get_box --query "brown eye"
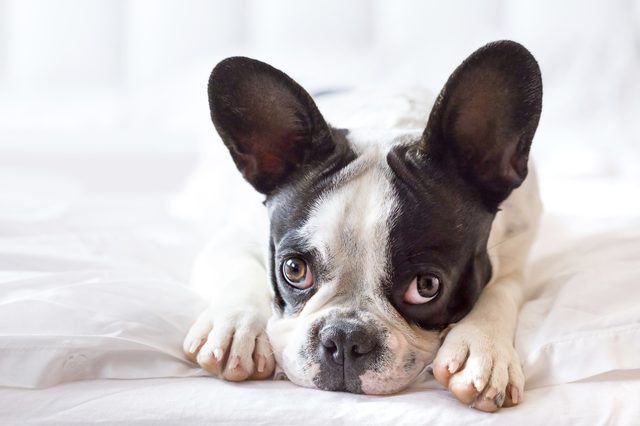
[282,257,314,289]
[403,274,441,304]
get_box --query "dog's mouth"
[274,345,434,395]
[315,377,364,394]
[267,310,442,395]
[308,361,431,395]
[311,364,367,394]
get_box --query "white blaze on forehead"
[298,143,398,307]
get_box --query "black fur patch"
[385,143,494,329]
[381,40,542,329]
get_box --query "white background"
[0,1,639,226]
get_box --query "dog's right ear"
[209,57,337,195]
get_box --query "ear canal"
[208,57,336,194]
[422,40,543,206]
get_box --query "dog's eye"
[403,274,441,304]
[282,257,314,289]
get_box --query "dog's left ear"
[422,40,542,206]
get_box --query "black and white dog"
[182,40,542,412]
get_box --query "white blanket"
[0,154,639,423]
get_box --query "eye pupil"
[283,258,306,283]
[288,260,301,274]
[417,274,440,298]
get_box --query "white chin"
[359,367,426,395]
[279,355,321,389]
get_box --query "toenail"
[213,348,224,361]
[511,387,519,404]
[485,387,498,399]
[229,356,241,369]
[188,340,201,353]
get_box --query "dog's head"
[208,41,542,394]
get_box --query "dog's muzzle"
[313,317,382,393]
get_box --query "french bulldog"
[182,40,543,412]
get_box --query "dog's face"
[208,41,542,394]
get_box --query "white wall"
[0,0,636,90]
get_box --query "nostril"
[351,342,375,358]
[319,322,378,367]
[323,340,344,365]
[322,339,337,352]
[320,330,345,365]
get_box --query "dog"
[182,40,543,412]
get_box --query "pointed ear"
[209,57,336,194]
[422,40,543,206]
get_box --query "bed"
[1,122,639,425]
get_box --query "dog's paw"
[432,323,524,412]
[183,307,275,381]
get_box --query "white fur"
[182,230,276,381]
[300,138,396,293]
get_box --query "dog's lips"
[272,324,439,395]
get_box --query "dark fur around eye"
[386,144,494,330]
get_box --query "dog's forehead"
[268,128,433,319]
[299,145,396,287]
[295,129,422,295]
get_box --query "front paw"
[432,324,524,412]
[183,307,275,381]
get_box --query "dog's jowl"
[183,40,543,412]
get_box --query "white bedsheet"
[0,146,639,424]
[1,373,640,425]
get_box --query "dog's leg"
[182,232,275,381]
[432,275,525,412]
[433,172,541,412]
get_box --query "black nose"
[318,320,378,368]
